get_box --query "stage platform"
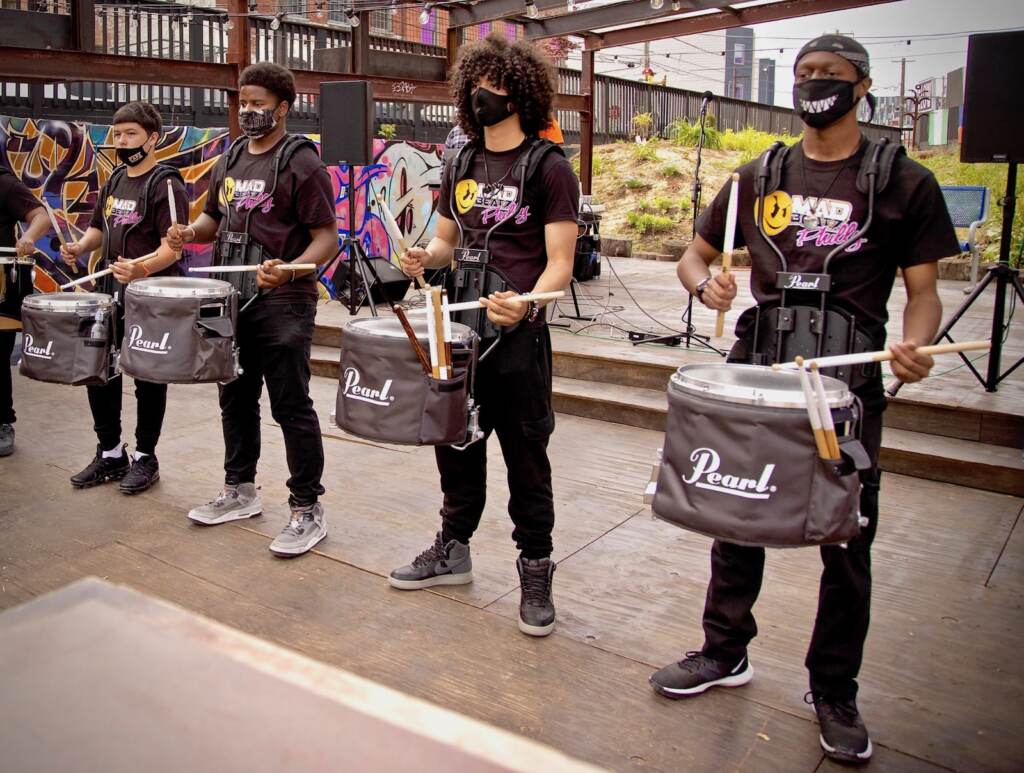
[2,356,1022,771]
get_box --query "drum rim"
[347,315,478,341]
[670,363,853,409]
[0,256,36,265]
[22,292,113,310]
[128,276,236,298]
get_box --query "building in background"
[757,57,776,105]
[724,27,754,101]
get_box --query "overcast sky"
[569,0,1023,106]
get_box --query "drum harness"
[744,137,904,390]
[214,134,317,308]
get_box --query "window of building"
[733,43,746,66]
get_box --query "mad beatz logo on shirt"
[758,190,866,252]
[220,176,274,214]
[454,178,531,226]
[104,195,143,228]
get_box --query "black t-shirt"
[204,135,337,305]
[439,139,579,326]
[0,167,42,248]
[90,166,189,277]
[698,139,960,349]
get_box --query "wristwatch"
[694,276,712,304]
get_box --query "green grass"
[624,177,651,191]
[667,118,722,150]
[627,212,675,234]
[659,162,683,177]
[631,142,660,163]
[571,153,607,179]
[652,195,676,214]
[720,127,798,164]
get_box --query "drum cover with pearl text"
[19,303,114,386]
[652,380,864,547]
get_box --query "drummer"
[166,62,338,558]
[390,33,579,637]
[652,35,959,764]
[59,101,189,493]
[0,163,52,457]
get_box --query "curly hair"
[239,62,297,108]
[450,33,555,141]
[112,101,162,136]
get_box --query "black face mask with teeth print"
[792,79,858,129]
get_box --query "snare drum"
[652,363,867,547]
[334,316,479,446]
[119,277,240,384]
[20,292,116,386]
[0,255,35,330]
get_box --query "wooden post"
[579,47,595,196]
[71,0,95,52]
[446,26,460,76]
[351,11,369,76]
[226,0,250,139]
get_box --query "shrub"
[720,127,797,164]
[571,154,607,178]
[636,198,653,213]
[667,118,721,150]
[624,177,651,190]
[653,195,676,214]
[659,162,683,177]
[632,142,660,163]
[678,196,693,216]
[627,212,675,234]
[378,123,397,140]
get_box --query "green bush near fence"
[720,127,799,163]
[627,211,675,234]
[668,118,722,150]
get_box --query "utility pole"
[892,57,916,141]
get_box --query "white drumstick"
[374,188,428,290]
[41,199,68,247]
[772,340,991,371]
[714,172,740,339]
[188,264,317,273]
[794,357,830,461]
[441,289,453,379]
[407,290,565,315]
[60,251,159,290]
[0,247,16,254]
[810,362,841,460]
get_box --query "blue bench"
[940,185,989,293]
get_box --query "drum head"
[670,363,852,409]
[128,277,234,299]
[346,315,476,345]
[22,292,113,313]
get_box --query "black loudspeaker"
[320,81,374,166]
[961,31,1024,163]
[335,256,411,306]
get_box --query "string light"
[346,9,360,26]
[567,0,577,12]
[650,0,664,10]
[525,0,539,19]
[419,3,432,25]
[269,12,285,30]
[671,0,681,10]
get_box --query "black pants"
[86,376,168,454]
[0,331,14,424]
[700,406,884,700]
[437,326,556,560]
[219,300,324,507]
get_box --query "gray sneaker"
[187,483,262,525]
[0,424,13,457]
[389,531,473,590]
[269,502,327,557]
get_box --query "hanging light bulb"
[270,13,282,30]
[224,19,234,30]
[650,0,664,9]
[419,3,432,26]
[671,0,681,10]
[525,0,539,19]
[347,9,360,27]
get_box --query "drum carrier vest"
[445,137,564,357]
[96,163,185,303]
[739,137,905,388]
[212,134,317,301]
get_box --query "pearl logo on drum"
[681,447,778,500]
[127,324,172,355]
[22,335,54,360]
[342,367,396,407]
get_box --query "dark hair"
[450,32,555,141]
[239,62,297,108]
[112,101,162,137]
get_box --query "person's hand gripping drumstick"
[375,189,429,290]
[714,173,740,338]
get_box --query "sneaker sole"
[269,528,328,557]
[388,571,474,590]
[518,618,555,637]
[71,468,129,489]
[187,501,263,525]
[120,472,160,495]
[820,735,873,764]
[649,663,754,698]
[0,447,13,458]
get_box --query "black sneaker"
[389,532,473,590]
[0,423,13,457]
[517,556,556,637]
[650,651,753,698]
[120,454,160,495]
[807,692,873,764]
[70,445,130,488]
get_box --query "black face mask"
[239,107,279,138]
[472,87,514,128]
[116,142,151,167]
[792,79,860,129]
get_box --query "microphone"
[700,90,713,113]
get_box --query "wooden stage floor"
[2,363,1022,771]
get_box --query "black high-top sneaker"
[389,532,473,589]
[517,556,556,637]
[120,454,160,494]
[650,651,753,698]
[70,444,130,488]
[807,692,873,764]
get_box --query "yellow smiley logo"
[103,195,114,218]
[220,176,236,207]
[759,190,792,236]
[454,179,478,215]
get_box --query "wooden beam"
[70,0,95,52]
[226,0,249,139]
[351,11,369,76]
[525,0,728,40]
[446,25,459,76]
[448,0,563,28]
[579,48,594,196]
[584,0,899,50]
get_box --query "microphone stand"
[634,94,725,354]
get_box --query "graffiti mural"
[0,115,443,300]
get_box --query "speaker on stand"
[318,80,392,316]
